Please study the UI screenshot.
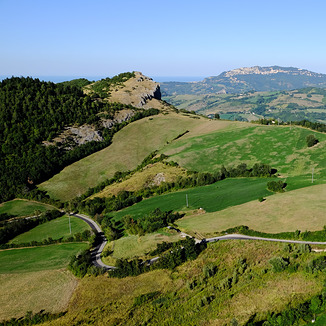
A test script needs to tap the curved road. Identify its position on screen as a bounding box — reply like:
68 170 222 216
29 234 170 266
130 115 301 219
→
205 233 326 245
71 213 116 270
73 213 326 271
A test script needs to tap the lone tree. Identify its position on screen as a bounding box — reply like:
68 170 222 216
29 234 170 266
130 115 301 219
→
306 134 319 147
214 113 220 119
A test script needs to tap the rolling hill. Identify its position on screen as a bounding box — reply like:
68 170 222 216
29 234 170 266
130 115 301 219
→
161 66 326 95
3 70 326 325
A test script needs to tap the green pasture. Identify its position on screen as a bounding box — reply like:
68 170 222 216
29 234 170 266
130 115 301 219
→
162 124 326 181
9 215 91 244
0 199 56 217
0 243 88 273
112 178 273 221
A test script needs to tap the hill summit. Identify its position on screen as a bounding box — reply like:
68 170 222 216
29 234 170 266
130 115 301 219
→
85 71 168 110
161 66 326 95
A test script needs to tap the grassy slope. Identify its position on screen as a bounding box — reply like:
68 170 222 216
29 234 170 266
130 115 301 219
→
161 124 326 186
103 231 181 262
91 162 188 198
0 199 57 216
112 178 273 221
0 270 77 321
39 113 232 201
40 240 324 326
9 215 91 244
177 183 326 236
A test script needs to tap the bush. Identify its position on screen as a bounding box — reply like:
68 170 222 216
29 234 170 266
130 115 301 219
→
269 257 289 272
306 134 319 147
267 180 286 192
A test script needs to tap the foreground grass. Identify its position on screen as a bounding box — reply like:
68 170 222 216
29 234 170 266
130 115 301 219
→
112 178 273 221
0 243 88 273
0 269 77 321
39 113 231 201
10 215 91 244
177 183 326 236
0 199 56 217
40 240 325 325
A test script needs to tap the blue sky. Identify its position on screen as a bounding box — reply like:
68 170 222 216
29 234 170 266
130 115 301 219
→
1 0 326 78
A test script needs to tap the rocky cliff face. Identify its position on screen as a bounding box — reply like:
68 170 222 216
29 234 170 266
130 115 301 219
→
104 71 165 110
43 109 135 150
84 71 168 110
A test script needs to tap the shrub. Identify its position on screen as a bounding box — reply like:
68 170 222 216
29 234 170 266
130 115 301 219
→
267 180 286 192
269 257 289 272
306 134 319 147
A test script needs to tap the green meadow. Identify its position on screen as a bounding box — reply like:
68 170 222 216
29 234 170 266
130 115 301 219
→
112 178 273 221
0 243 88 274
162 124 326 182
0 199 57 217
10 215 91 244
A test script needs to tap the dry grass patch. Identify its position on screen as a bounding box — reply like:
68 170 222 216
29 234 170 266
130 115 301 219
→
90 162 188 198
0 269 77 321
108 232 181 259
177 184 326 236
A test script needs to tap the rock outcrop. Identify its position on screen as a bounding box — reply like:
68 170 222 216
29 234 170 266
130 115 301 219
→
43 109 135 150
105 71 165 110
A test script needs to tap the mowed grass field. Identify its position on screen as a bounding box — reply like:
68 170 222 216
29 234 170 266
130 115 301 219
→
112 178 273 221
0 270 77 321
9 215 91 244
0 243 88 273
38 113 233 201
0 199 57 217
177 183 326 236
162 124 326 182
0 243 87 320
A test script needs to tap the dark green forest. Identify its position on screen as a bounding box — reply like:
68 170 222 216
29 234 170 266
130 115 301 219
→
0 76 152 203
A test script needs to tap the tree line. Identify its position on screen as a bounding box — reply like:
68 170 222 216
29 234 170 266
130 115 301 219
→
0 76 158 202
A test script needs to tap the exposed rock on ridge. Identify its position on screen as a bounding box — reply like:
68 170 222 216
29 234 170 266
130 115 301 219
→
43 109 135 150
106 71 164 110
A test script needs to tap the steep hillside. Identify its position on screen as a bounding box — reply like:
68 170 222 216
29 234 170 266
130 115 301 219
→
38 113 232 201
161 66 326 95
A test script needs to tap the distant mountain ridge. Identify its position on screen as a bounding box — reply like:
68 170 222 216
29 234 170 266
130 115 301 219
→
161 66 326 95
